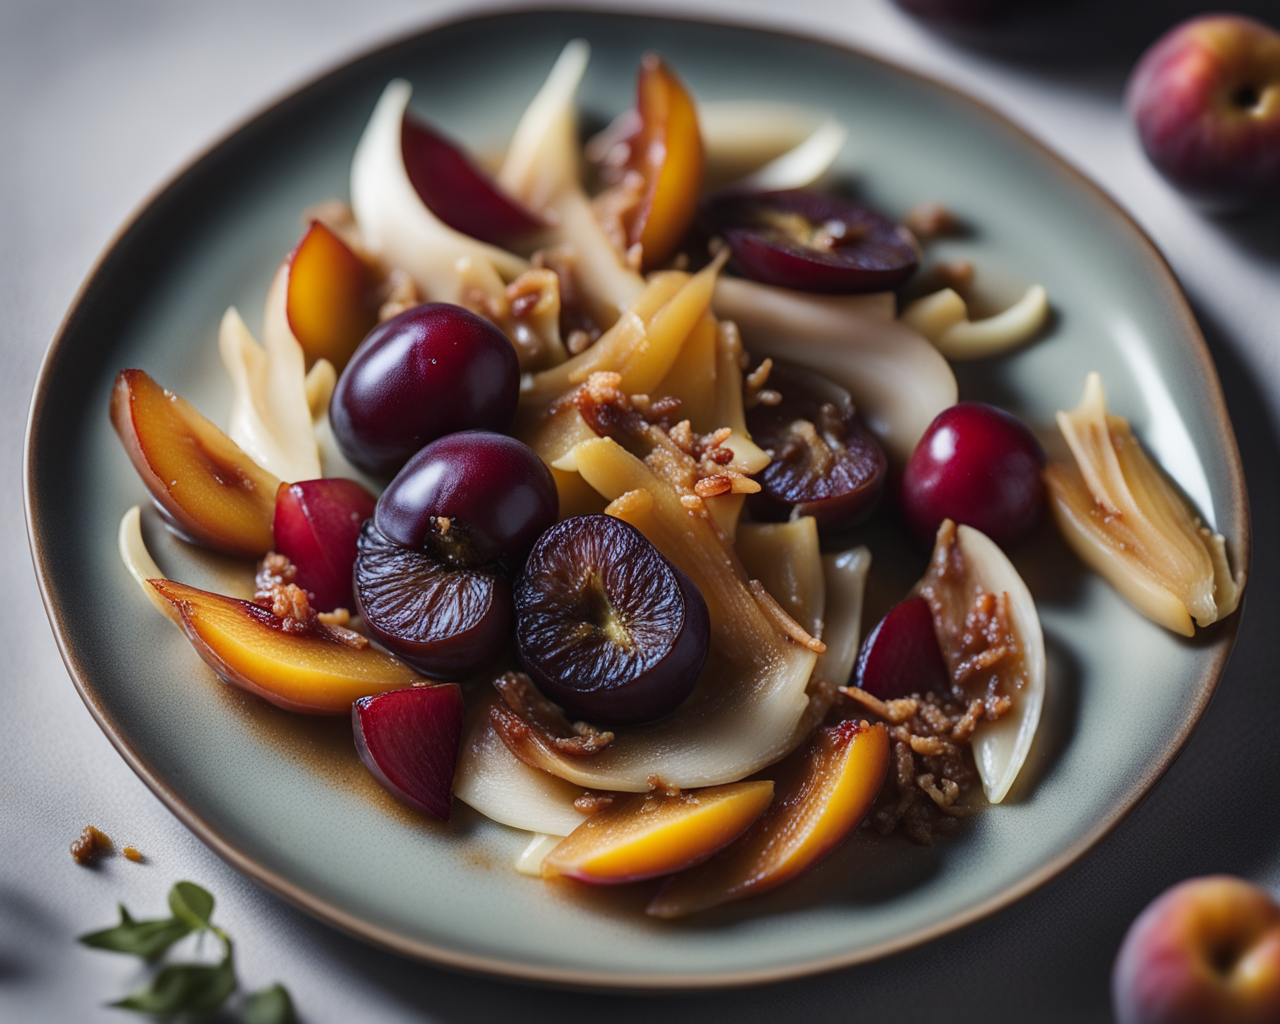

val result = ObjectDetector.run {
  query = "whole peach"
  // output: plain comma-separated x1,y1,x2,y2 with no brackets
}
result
1112,875,1280,1024
1127,15,1280,209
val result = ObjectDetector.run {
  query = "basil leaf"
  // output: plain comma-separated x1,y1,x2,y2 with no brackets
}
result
168,881,215,931
245,983,298,1024
111,945,235,1014
79,906,192,962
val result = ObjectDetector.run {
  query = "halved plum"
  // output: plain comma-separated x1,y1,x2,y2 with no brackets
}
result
514,515,710,727
150,579,423,714
701,189,917,294
746,362,886,530
110,369,279,558
401,114,544,248
353,684,465,821
353,520,512,680
273,478,376,612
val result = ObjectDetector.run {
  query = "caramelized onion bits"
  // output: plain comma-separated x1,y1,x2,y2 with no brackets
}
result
542,780,775,885
353,520,512,681
745,363,886,529
917,520,1045,804
647,719,889,918
515,516,710,727
490,671,615,760
1045,373,1243,636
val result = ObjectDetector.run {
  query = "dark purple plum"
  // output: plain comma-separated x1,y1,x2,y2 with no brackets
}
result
746,363,886,530
700,189,917,294
330,303,520,478
272,478,376,612
854,596,950,700
900,402,1045,549
354,520,512,680
514,515,709,727
402,115,544,247
374,431,558,567
353,684,464,821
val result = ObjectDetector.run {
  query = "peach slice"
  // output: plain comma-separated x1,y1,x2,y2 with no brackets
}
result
150,579,424,714
625,54,704,271
285,220,379,373
647,719,889,918
110,369,280,558
543,781,774,885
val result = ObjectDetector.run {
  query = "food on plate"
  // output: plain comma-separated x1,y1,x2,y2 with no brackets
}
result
150,577,422,714
1044,373,1243,637
107,38,1240,918
700,189,918,294
331,304,521,478
648,719,889,917
1126,14,1280,210
744,362,887,529
541,779,774,884
284,220,380,373
900,283,1048,359
272,478,376,612
353,685,466,821
1112,875,1280,1024
111,370,279,559
515,515,710,726
854,595,950,701
900,401,1046,549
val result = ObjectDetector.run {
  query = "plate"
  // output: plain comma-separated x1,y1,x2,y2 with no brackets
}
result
24,8,1248,988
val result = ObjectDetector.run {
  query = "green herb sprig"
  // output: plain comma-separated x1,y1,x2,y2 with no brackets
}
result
80,881,295,1022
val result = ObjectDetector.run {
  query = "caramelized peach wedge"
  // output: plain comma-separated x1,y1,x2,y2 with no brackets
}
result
110,370,280,558
151,579,424,715
285,219,380,373
648,720,889,918
542,780,774,884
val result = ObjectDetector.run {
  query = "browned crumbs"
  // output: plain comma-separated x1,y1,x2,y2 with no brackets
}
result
122,846,144,863
904,201,963,239
842,687,982,846
492,671,615,756
573,791,618,815
254,553,368,649
71,825,112,865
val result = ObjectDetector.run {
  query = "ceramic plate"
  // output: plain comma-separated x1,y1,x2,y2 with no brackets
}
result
25,9,1248,988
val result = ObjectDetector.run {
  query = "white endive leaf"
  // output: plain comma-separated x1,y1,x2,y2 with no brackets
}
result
219,267,321,484
351,79,526,302
498,40,644,319
514,833,563,877
732,119,847,192
902,284,1049,360
813,546,872,687
956,525,1045,804
713,276,957,463
452,695,587,836
118,506,178,624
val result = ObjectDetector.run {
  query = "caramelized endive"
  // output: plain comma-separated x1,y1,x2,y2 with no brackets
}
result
1044,373,1243,637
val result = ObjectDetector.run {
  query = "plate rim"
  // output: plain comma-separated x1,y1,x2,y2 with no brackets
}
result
23,3,1251,991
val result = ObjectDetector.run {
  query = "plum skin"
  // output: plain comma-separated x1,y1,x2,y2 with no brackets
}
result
900,402,1045,549
330,303,520,478
514,515,710,727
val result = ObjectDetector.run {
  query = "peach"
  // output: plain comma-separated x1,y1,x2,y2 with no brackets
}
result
151,579,424,714
542,781,774,884
647,719,889,917
110,369,280,558
1113,875,1280,1024
284,220,380,372
1127,15,1280,209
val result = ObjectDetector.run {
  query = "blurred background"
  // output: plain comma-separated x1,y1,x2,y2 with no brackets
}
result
3,0,1278,1020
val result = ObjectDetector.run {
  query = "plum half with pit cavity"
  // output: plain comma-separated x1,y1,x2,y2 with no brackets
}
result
746,362,886,530
701,189,917,294
514,515,710,727
354,520,512,680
